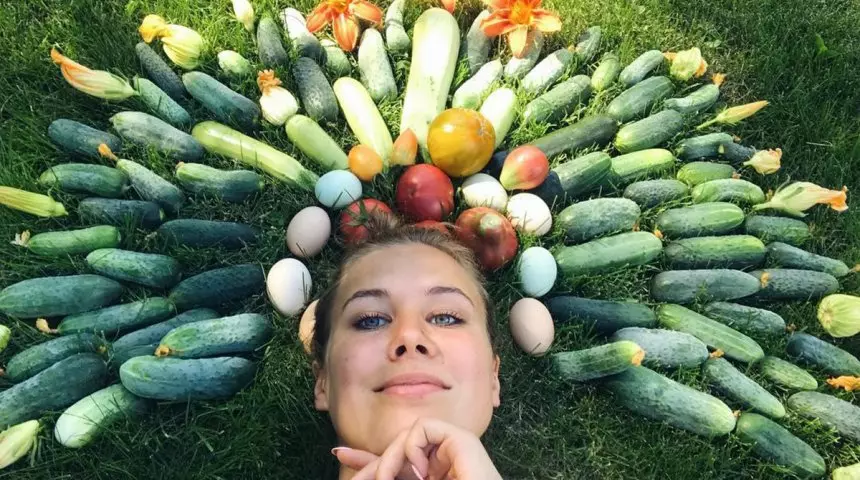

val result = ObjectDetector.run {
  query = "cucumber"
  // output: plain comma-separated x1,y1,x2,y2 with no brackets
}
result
174,163,265,203
0,274,123,319
256,16,288,67
56,297,176,337
557,197,640,243
744,216,811,246
734,412,826,478
786,332,860,376
463,10,491,75
651,270,761,305
591,53,621,92
787,391,860,442
675,133,734,161
614,110,684,153
544,296,656,333
664,82,720,115
573,26,601,61
48,119,123,159
611,327,709,369
692,178,765,205
757,356,818,391
169,263,265,310
110,344,157,368
619,50,665,87
543,152,612,204
605,366,736,437
622,179,689,208
479,87,517,148
677,161,736,186
109,111,203,161
112,308,219,352
657,304,765,363
357,28,397,103
135,42,185,101
453,60,502,110
654,202,744,238
663,235,766,269
551,341,644,382
528,114,619,159
182,72,261,132
751,269,839,301
833,464,860,480
605,76,673,122
85,248,182,289
280,8,325,62
14,225,121,257
112,157,185,215
702,302,786,337
156,313,272,358
78,198,165,230
608,148,676,184
38,163,128,198
503,31,544,80
4,333,106,383
132,77,191,128
383,0,410,54
54,383,150,448
320,39,352,77
0,353,108,428
766,242,851,277
702,358,786,419
719,141,757,164
521,48,574,96
292,57,339,123
153,219,259,249
554,231,663,278
523,75,592,124
120,356,257,401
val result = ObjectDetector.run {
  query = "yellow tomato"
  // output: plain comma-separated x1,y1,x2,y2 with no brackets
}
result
348,145,383,181
427,108,496,177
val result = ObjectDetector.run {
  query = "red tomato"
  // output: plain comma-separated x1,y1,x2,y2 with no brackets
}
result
339,198,393,244
499,145,550,190
395,164,455,222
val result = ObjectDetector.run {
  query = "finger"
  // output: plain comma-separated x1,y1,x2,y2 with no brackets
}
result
372,429,413,480
332,447,379,471
351,430,411,480
350,457,381,480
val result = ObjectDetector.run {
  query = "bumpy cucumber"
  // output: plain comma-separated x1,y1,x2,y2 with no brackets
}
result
133,77,191,127
766,242,852,277
651,269,760,304
744,216,811,246
573,26,602,61
357,29,397,103
383,0,410,54
114,157,185,215
622,179,689,208
15,225,121,257
256,16,288,67
120,356,257,401
692,179,765,205
751,269,839,301
657,304,764,363
109,111,203,161
135,42,186,101
175,163,264,203
0,274,123,319
453,60,503,110
85,248,182,289
56,297,176,337
608,149,676,185
78,198,164,230
664,82,720,115
38,163,128,198
719,141,757,164
530,151,611,207
544,296,656,333
734,412,825,478
551,341,644,382
521,48,574,96
280,8,325,62
503,31,544,80
111,344,158,368
523,75,592,124
48,119,123,159
292,57,339,122
614,110,684,153
153,219,259,249
320,39,352,77
663,235,766,269
676,161,736,186
618,50,665,87
611,327,709,369
786,332,860,376
54,383,150,448
183,72,261,132
463,10,491,75
554,231,663,278
675,133,734,161
156,313,272,358
529,115,619,160
605,76,673,122
591,53,621,92
654,202,744,238
4,333,106,383
112,308,219,352
557,198,640,244
757,356,818,391
702,302,785,337
702,358,785,419
168,263,265,310
787,391,860,442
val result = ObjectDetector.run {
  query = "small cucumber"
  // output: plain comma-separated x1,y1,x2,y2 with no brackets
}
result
463,11,492,75
135,42,186,101
786,332,860,376
663,235,766,269
453,60,503,110
112,157,185,215
109,111,203,161
573,26,601,61
657,304,765,363
622,179,689,208
280,8,325,62
677,161,736,186
182,72,261,132
757,356,818,391
744,216,811,246
384,0,410,54
751,269,839,301
85,248,182,289
112,308,219,352
529,114,619,159
692,178,765,205
702,358,786,419
175,163,264,203
48,119,122,159
284,115,349,171
702,302,786,337
0,274,123,319
521,49,574,96
168,263,265,310
551,340,644,382
120,356,257,401
38,163,128,198
614,109,684,153
56,297,176,337
734,412,825,478
651,270,761,305
719,141,757,164
787,391,860,442
54,383,150,448
14,226,121,257
591,53,621,92
549,151,613,202
132,77,191,128
357,28,397,103
609,148,676,184
557,197,640,244
611,327,709,369
675,133,734,161
655,202,745,238
606,76,673,122
156,313,272,359
4,333,106,383
766,242,851,277
110,344,157,367
292,57,339,123
504,31,544,80
664,82,721,115
78,198,165,230
523,74,592,124
320,39,352,77
544,296,657,333
554,231,663,278
256,16,288,67
153,219,259,249
619,50,665,87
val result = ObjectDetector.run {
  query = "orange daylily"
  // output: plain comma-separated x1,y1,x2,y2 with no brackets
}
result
480,0,562,58
306,0,383,52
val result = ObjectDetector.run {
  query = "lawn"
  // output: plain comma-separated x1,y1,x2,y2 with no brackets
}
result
1,0,859,478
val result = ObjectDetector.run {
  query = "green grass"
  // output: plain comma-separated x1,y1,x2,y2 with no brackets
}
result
1,0,859,478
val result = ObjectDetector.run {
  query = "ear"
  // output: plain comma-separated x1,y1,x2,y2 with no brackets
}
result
313,361,330,411
491,354,501,408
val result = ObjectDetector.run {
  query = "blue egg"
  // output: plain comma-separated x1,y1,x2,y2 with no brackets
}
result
517,246,557,297
314,170,362,209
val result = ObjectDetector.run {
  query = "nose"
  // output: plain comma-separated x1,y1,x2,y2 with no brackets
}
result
387,316,439,360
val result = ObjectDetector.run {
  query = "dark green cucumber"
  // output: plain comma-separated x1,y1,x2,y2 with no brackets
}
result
702,302,785,337
16,226,121,257
664,82,720,115
533,152,612,206
676,161,736,186
112,308,219,351
675,133,734,161
135,42,186,101
622,179,689,208
590,53,621,92
78,198,165,230
651,270,761,305
608,149,676,185
702,358,785,419
0,274,123,319
4,333,106,383
614,110,685,153
744,216,811,246
175,163,264,203
132,77,191,128
528,115,618,159
56,297,176,337
85,248,182,289
169,263,265,310
109,111,203,161
462,11,491,75
657,304,764,363
48,119,122,159
557,198,640,244
751,269,839,301
38,163,128,198
292,57,339,123
719,142,757,164
256,16,288,67
111,344,157,367
183,72,261,132
663,235,766,269
0,353,108,428
787,392,860,442
523,75,592,124
605,76,673,122
611,327,709,368
114,157,185,215
692,178,766,205
156,313,272,358
551,340,644,382
153,219,259,249
573,26,601,61
120,356,257,401
757,356,818,391
544,296,656,333
321,39,352,77
554,231,663,278
619,50,665,87
281,8,326,62
766,242,851,277
654,202,744,238
735,412,825,478
605,366,736,437
786,332,860,376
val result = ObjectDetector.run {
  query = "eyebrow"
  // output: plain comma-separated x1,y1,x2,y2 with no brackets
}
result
426,286,475,306
340,285,475,312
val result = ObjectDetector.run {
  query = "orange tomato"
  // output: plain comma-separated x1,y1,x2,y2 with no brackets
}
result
426,108,496,177
348,145,383,181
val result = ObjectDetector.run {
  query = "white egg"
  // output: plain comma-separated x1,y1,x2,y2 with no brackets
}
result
517,246,557,297
266,258,312,317
508,298,554,356
506,193,552,236
315,170,362,209
286,206,331,258
299,299,318,354
461,173,508,212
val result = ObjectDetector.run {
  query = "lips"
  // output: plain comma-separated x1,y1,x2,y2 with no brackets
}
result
374,373,451,396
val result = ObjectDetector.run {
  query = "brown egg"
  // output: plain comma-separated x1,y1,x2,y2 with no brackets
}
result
508,298,554,356
286,206,331,258
299,299,318,355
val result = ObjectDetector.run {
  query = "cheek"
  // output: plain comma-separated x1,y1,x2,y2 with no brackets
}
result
327,333,384,398
439,330,496,381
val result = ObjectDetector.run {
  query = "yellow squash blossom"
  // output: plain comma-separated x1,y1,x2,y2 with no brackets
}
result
743,148,782,174
665,47,708,82
753,181,848,217
0,186,67,217
139,15,205,69
697,100,769,130
827,376,860,392
0,420,39,469
480,0,562,58
306,0,383,52
50,48,136,101
232,0,255,32
818,294,860,338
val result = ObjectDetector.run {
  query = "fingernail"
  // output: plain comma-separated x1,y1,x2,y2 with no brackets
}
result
411,464,425,480
331,446,352,456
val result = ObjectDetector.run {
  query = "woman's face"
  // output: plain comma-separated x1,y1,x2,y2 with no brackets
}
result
314,243,500,455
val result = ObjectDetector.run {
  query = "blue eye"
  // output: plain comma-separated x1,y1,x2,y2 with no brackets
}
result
355,314,389,330
430,313,462,326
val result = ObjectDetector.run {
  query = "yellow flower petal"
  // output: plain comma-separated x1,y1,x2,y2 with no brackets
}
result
755,181,848,216
139,14,168,43
743,148,782,175
826,376,860,392
51,48,136,100
160,24,205,69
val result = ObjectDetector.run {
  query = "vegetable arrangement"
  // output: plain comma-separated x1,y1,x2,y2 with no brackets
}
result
0,1,856,476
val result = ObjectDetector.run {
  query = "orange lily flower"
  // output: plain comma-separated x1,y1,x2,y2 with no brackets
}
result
306,0,383,52
480,0,562,58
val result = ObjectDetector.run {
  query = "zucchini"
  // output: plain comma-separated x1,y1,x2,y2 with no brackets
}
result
54,383,149,448
657,304,765,363
551,341,644,382
702,302,786,337
320,39,352,77
357,28,397,103
521,48,574,96
744,216,811,246
677,161,736,186
109,111,203,161
663,235,766,269
786,332,860,376
664,80,721,115
734,412,825,478
453,60,503,110
56,297,176,337
284,115,348,171
256,16,288,67
751,269,839,301
702,358,786,419
78,198,165,230
174,163,264,203
591,53,621,92
384,0,410,54
293,57,340,123
692,178,765,205
787,391,860,442
135,42,186,101
112,308,219,352
153,219,259,249
618,50,665,87
109,154,185,215
0,353,108,429
614,109,684,153
462,10,491,75
573,26,602,61
757,356,818,391
168,263,265,310
479,87,517,148
0,274,123,319
503,31,544,80
523,75,592,124
608,148,676,184
719,142,757,164
651,270,761,305
119,356,257,401
38,163,128,198
611,327,709,369
605,76,673,122
132,77,191,127
183,72,261,132
766,242,851,277
156,313,272,358
528,114,619,159
333,77,393,162
605,366,736,437
654,202,745,238
622,179,689,208
280,8,325,62
554,231,663,278
48,119,123,159
557,197,640,243
85,248,182,289
13,225,121,257
675,133,734,161
4,333,106,383
544,296,656,333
